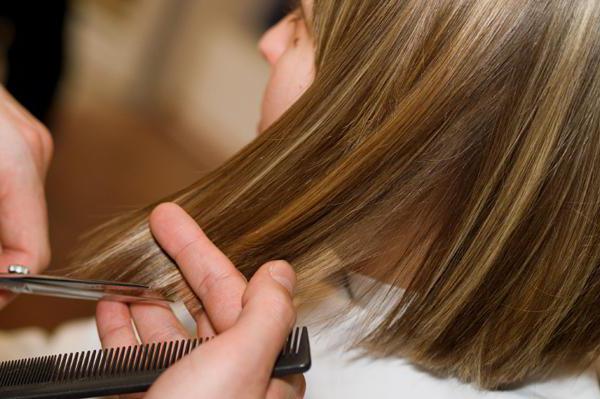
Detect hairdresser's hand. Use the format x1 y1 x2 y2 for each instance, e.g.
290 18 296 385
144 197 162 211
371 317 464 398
96 203 305 399
0 86 53 309
148 258 298 399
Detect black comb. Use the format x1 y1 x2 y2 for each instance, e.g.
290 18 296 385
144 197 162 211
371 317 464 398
0 326 310 399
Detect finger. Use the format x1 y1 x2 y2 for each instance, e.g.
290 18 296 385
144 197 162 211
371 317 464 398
145 262 297 399
96 301 138 348
266 375 306 399
96 301 150 399
0 175 50 273
179 302 216 337
149 202 247 332
130 302 189 343
0 86 53 174
0 87 52 274
195 310 217 338
220 260 297 381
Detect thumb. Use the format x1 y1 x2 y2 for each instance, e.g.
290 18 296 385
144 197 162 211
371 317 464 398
226 260 297 380
145 261 296 399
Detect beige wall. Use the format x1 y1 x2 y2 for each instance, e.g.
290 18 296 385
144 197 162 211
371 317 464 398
63 0 274 163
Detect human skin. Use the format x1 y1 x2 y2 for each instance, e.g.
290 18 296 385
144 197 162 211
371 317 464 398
0 86 53 310
96 203 303 399
0 13 313 392
0 0 314 311
96 2 318 397
257 0 315 134
1 0 316 395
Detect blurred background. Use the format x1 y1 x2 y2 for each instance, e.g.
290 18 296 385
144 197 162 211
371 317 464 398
0 0 290 331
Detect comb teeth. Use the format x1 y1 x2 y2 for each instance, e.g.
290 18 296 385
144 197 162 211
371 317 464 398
0 338 209 388
272 326 311 378
283 327 301 355
0 327 310 399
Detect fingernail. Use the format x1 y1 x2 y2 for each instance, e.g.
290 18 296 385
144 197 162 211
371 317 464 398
269 262 294 295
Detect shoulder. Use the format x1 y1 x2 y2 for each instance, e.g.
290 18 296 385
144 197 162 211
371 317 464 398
302 321 600 399
298 279 600 399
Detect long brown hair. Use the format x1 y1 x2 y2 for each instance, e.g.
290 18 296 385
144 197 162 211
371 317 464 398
68 0 600 389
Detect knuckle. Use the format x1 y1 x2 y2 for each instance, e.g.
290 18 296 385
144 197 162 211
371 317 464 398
145 325 185 343
21 123 53 165
194 268 233 297
35 122 51 140
184 250 244 300
39 128 53 160
27 122 45 141
173 236 206 270
259 290 295 330
99 323 130 346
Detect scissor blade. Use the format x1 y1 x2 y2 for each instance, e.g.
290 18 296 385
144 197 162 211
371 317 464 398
0 273 149 288
0 274 173 304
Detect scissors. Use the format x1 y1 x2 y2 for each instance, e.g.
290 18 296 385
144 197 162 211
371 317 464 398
0 264 173 304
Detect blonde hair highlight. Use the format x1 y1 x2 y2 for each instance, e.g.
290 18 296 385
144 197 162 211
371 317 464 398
68 0 600 389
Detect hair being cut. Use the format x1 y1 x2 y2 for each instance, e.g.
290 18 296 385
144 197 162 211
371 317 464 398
69 0 600 389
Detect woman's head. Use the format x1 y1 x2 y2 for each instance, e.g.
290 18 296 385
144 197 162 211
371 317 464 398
257 0 314 134
71 0 600 389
